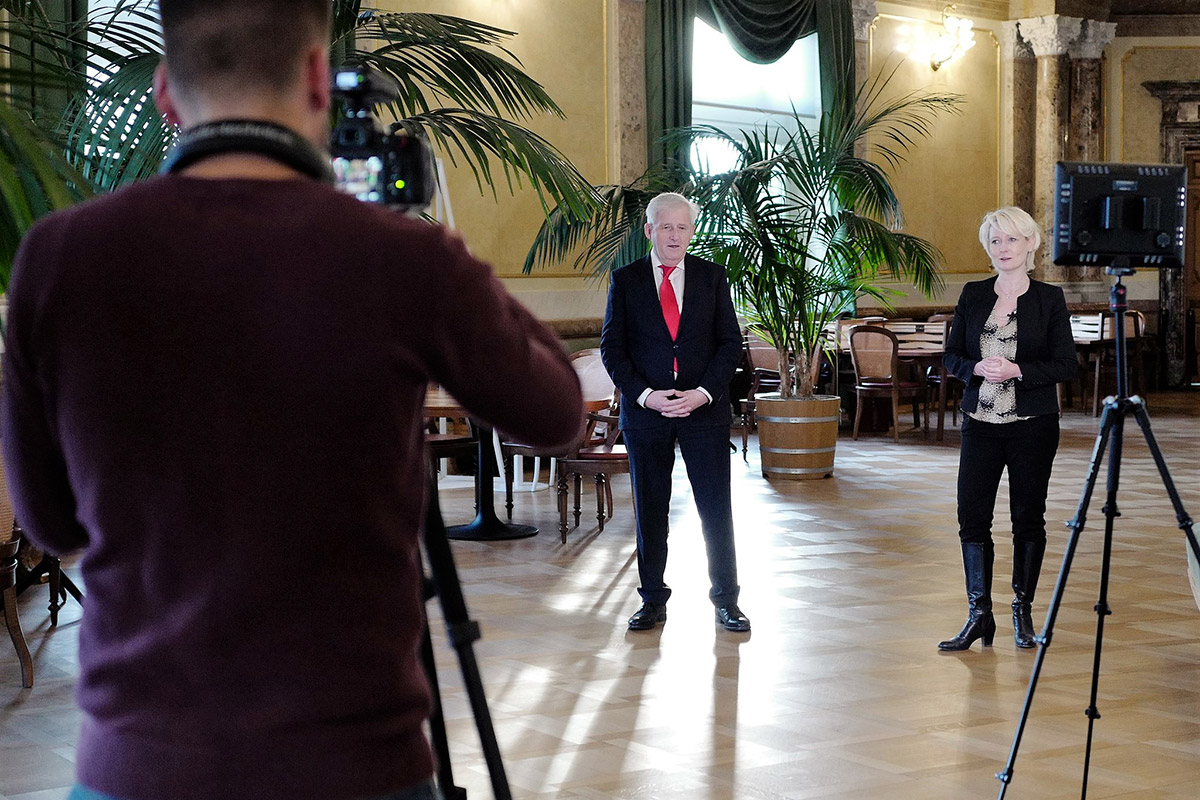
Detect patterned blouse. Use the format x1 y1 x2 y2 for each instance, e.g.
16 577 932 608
968 310 1030 424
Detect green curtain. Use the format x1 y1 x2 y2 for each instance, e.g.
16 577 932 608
645 0 854 167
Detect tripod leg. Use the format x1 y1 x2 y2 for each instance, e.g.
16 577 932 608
1126 399 1200 564
424 472 514 800
995 401 1118 799
1079 399 1129 800
419 601 464 800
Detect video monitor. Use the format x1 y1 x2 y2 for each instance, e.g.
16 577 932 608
1052 161 1186 268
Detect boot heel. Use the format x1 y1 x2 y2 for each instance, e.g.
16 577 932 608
981 614 996 647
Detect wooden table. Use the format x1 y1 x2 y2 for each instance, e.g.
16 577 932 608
425 388 538 541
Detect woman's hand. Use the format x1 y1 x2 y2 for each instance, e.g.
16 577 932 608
975 355 1022 383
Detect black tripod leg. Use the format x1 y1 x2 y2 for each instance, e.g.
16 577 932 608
1126 399 1200 562
420 579 464 800
995 401 1118 800
1079 399 1129 800
423 472 513 800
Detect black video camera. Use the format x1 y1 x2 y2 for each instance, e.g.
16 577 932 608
330 66 435 209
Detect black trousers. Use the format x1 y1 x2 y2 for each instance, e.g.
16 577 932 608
623 422 739 607
957 413 1061 546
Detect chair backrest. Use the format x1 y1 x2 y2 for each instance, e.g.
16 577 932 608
849 325 900 382
834 317 887 351
881 319 949 352
571 348 616 407
1100 310 1145 339
744 329 780 372
1070 313 1104 341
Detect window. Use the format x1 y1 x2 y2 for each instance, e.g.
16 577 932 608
690 16 820 174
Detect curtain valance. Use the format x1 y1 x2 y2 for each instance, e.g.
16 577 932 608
697 0 817 65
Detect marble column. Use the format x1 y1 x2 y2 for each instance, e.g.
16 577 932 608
851 0 877 160
1000 21 1036 214
613 0 647 184
1066 20 1117 283
1018 15 1082 282
851 0 876 93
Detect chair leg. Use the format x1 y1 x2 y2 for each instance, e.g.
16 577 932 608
48 558 63 627
503 454 515 520
573 474 582 527
595 474 605 530
3 585 33 688
530 456 541 492
557 473 569 544
891 391 901 443
853 392 863 440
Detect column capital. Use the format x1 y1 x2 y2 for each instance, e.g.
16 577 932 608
1000 20 1034 61
851 0 877 42
1069 19 1117 61
1018 15 1083 58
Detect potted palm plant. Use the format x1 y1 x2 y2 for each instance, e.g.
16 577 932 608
0 0 595 289
526 73 959 479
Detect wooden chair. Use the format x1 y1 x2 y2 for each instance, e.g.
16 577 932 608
425 418 478 513
1 458 33 688
740 329 781 460
556 401 630 543
500 349 619 530
849 325 925 442
919 313 961 427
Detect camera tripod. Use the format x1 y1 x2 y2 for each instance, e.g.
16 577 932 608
995 262 1200 799
421 470 513 800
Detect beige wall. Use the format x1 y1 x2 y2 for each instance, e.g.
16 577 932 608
375 0 611 293
1106 38 1200 163
867 9 1003 281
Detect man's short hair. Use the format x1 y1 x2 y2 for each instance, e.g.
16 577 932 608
159 0 330 99
645 192 699 227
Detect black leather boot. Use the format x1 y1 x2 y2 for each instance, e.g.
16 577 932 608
938 541 995 651
1011 539 1046 649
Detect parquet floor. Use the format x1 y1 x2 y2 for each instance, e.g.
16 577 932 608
2 392 1199 799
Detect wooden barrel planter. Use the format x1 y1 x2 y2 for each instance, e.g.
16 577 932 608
755 394 840 481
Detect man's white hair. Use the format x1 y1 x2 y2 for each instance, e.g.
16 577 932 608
645 192 699 226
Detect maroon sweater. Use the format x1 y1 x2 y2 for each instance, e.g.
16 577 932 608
1 176 583 799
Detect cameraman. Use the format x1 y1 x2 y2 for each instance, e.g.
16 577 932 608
0 2 583 799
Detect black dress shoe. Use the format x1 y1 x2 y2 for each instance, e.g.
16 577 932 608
715 605 750 632
628 603 667 631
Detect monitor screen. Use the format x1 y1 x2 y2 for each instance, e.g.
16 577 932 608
1052 161 1186 268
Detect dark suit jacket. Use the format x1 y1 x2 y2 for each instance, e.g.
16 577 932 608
944 275 1078 417
601 254 742 431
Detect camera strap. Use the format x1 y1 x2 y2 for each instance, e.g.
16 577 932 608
160 119 334 183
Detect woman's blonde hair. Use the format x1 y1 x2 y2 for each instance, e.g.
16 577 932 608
978 206 1041 273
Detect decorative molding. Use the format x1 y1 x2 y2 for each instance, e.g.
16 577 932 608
1069 19 1117 61
999 20 1033 61
1018 15 1083 59
851 0 877 42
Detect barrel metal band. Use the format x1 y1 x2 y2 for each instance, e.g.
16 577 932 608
758 415 840 424
761 446 836 455
763 465 835 475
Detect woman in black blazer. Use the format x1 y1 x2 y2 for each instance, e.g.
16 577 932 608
939 207 1078 652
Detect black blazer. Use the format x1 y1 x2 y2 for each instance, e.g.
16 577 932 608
944 276 1078 417
601 254 742 431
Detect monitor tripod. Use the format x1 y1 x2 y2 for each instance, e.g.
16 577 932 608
421 470 513 800
995 260 1200 799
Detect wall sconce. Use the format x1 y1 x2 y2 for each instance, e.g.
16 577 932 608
929 5 975 71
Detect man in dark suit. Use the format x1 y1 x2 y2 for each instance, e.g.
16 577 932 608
601 192 749 632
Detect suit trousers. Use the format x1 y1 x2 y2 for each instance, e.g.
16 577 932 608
623 422 739 607
957 413 1061 546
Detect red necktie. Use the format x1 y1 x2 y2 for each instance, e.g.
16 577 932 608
659 265 680 371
